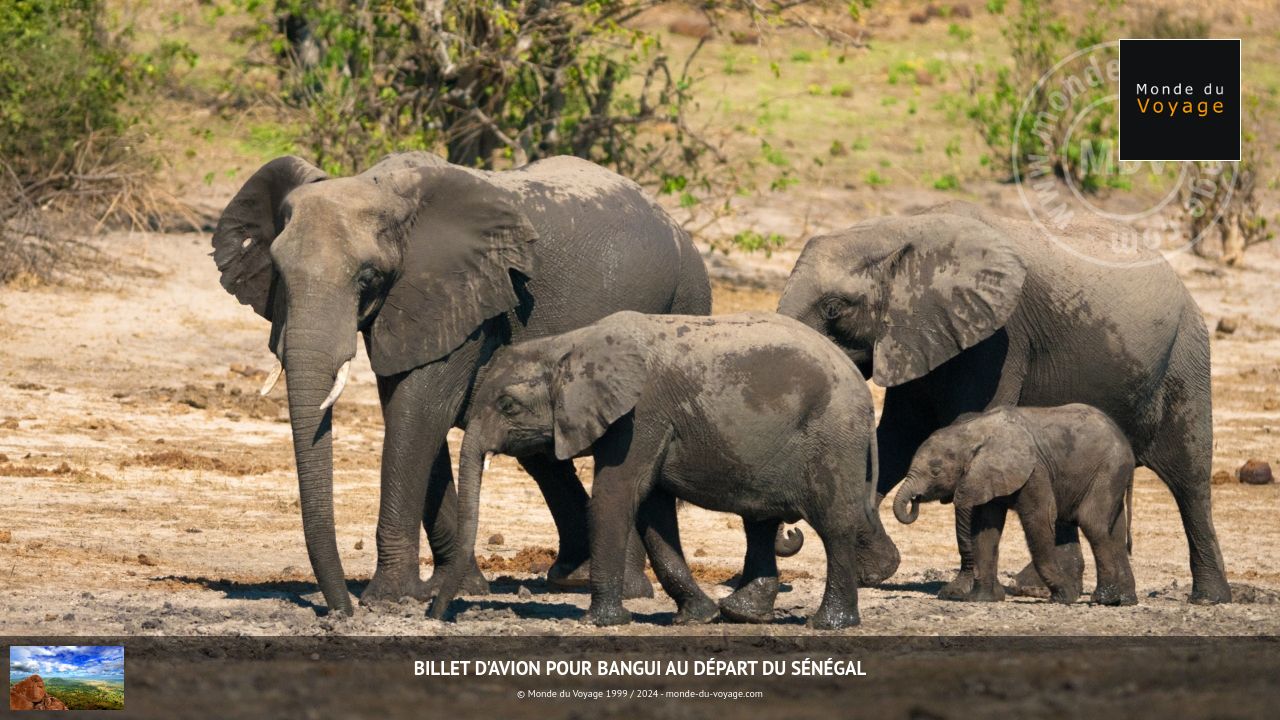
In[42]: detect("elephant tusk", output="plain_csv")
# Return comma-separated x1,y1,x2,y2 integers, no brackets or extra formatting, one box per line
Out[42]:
483,452,492,471
319,360,351,411
260,362,283,396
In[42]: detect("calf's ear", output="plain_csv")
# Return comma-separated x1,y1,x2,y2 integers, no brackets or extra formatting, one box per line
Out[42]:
954,411,1037,508
550,326,648,460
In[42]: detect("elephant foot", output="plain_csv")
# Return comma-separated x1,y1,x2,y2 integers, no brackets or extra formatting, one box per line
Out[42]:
361,561,489,605
361,572,435,605
718,577,780,624
585,602,632,627
1189,579,1232,605
1004,562,1049,598
966,583,1006,602
1006,561,1083,600
1048,586,1080,605
808,604,860,630
673,594,720,626
548,558,653,599
856,538,901,587
937,569,975,601
546,556,590,590
1092,584,1138,606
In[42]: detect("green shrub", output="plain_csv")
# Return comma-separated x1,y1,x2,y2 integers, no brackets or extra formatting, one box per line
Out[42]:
933,173,960,190
238,0,711,178
0,0,195,285
0,0,134,181
957,0,1120,190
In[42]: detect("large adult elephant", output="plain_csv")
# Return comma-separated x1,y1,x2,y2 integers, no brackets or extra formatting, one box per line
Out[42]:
211,151,711,614
777,201,1230,604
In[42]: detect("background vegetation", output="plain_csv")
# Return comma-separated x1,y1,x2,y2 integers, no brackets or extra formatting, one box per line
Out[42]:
41,677,126,710
0,0,1276,283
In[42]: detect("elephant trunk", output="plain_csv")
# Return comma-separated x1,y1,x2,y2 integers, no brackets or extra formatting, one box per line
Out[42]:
427,427,487,620
893,475,922,525
282,292,359,616
774,525,804,557
284,362,351,614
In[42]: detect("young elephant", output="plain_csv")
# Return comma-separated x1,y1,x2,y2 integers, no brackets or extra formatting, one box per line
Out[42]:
893,404,1136,606
428,311,895,629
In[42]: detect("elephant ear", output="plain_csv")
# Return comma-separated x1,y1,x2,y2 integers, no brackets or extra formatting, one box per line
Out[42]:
871,215,1027,387
211,156,327,319
368,166,539,376
550,321,649,460
954,410,1037,508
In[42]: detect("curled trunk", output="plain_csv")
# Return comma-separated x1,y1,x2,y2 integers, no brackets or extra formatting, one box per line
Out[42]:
774,525,804,557
893,476,922,525
427,430,486,620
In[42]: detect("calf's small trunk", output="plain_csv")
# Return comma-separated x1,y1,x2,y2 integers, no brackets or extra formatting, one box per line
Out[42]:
427,429,487,619
894,476,922,525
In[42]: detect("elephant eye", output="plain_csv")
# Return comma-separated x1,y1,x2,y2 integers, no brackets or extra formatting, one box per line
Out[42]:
496,394,521,416
356,267,382,291
820,297,848,320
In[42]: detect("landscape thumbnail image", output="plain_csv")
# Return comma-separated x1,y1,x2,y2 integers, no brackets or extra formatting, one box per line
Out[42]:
9,646,124,710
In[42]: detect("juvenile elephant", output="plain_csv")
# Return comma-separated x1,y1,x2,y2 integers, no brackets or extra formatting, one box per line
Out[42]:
778,201,1229,604
212,152,710,613
428,311,899,629
894,405,1137,606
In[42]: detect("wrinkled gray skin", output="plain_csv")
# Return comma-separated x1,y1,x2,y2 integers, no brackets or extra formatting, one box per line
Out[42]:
429,311,897,630
778,201,1229,604
211,152,710,614
894,405,1137,606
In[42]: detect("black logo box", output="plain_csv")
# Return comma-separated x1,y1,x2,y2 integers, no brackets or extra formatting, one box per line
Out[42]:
1118,38,1241,162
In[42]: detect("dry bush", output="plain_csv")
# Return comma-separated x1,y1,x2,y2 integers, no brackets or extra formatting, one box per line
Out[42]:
0,0,196,287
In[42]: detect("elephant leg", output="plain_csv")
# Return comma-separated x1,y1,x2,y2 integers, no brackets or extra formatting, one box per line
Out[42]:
1016,489,1078,605
637,488,717,625
719,519,782,624
363,360,484,604
1080,507,1137,606
518,454,652,599
937,506,976,600
808,512,861,630
584,416,664,627
420,442,488,597
967,503,1007,602
1006,523,1083,599
1140,422,1230,604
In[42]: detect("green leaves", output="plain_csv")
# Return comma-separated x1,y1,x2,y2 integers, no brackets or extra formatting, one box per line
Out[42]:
253,0,710,185
958,0,1120,191
0,0,151,178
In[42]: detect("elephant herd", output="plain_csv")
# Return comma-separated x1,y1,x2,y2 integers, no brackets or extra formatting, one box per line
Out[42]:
211,151,1231,629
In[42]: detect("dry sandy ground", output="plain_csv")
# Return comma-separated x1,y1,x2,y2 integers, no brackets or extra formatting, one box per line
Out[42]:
1,215,1279,638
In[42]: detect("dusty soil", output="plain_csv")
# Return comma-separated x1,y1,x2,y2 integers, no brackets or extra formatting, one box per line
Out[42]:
2,215,1279,638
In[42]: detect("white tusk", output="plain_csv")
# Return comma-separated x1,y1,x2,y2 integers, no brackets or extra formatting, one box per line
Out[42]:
483,452,493,471
319,360,351,411
260,362,283,396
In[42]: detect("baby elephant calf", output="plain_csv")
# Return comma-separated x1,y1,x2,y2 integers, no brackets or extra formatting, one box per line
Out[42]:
893,404,1136,606
429,311,892,629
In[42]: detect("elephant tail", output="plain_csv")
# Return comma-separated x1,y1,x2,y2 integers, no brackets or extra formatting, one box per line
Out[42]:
774,525,804,557
1125,474,1134,555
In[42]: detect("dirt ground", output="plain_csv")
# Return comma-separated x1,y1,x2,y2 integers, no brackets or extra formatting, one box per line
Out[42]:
2,198,1279,638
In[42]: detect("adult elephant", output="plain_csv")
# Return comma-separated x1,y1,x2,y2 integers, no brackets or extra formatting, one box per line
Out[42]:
211,151,711,614
777,201,1230,604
